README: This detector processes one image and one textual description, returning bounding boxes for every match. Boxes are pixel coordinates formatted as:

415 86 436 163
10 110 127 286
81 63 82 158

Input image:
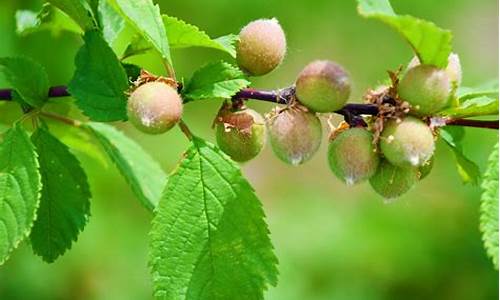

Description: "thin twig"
178 119 193 140
40 111 82 127
0 85 497 130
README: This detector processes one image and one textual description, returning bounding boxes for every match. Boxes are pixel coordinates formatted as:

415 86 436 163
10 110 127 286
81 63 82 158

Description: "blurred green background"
0 0 498 299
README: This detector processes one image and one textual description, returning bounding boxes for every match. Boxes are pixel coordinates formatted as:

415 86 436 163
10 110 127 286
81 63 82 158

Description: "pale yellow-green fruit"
127 82 183 134
380 117 435 168
407 53 462 87
236 18 287 76
369 159 420 199
327 127 379 185
295 60 351 112
215 108 266 162
267 108 322 165
398 64 451 116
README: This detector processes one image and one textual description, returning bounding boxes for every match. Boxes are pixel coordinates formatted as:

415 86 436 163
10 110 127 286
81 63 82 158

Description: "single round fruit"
407 53 462 87
236 18 286 76
127 82 183 134
380 117 435 167
215 107 266 162
419 156 434 180
327 127 379 185
369 159 419 199
398 64 451 116
295 60 351 112
267 107 322 165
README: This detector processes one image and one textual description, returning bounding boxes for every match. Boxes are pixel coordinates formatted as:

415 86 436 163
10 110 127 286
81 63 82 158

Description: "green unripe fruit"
127 82 183 134
236 18 286 76
369 160 419 199
267 108 322 165
327 127 379 185
419 157 434 180
398 64 451 116
407 53 462 87
215 107 266 162
380 117 435 167
295 60 351 112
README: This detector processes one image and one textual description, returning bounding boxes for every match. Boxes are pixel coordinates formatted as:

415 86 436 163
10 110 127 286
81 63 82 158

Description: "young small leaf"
68 30 129 122
15 4 82 36
149 137 278 299
480 143 499 269
86 123 166 211
183 61 250 102
357 0 452 68
46 0 97 31
0 124 41 265
0 57 49 108
112 0 171 64
30 128 91 263
440 127 480 185
163 15 238 57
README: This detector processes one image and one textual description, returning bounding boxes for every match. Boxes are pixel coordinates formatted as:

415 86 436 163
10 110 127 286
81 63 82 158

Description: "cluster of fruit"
126 18 462 199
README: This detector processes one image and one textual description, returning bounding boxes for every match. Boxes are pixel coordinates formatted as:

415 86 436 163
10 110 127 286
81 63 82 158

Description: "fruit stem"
0 85 497 130
178 119 193 140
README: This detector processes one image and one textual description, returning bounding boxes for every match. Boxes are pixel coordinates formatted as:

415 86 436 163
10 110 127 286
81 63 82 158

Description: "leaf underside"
86 122 166 211
357 0 452 68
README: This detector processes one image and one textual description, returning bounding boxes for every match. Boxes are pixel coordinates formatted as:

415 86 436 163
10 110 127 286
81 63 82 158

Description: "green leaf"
357 0 452 68
0 124 41 265
183 61 250 102
458 80 499 101
480 143 499 269
30 127 91 263
163 15 238 57
440 127 480 185
122 63 142 82
15 4 82 36
112 0 171 64
0 57 49 108
46 0 97 31
86 123 166 211
438 96 498 118
149 137 278 299
50 123 108 168
98 0 126 46
68 30 129 122
121 34 153 60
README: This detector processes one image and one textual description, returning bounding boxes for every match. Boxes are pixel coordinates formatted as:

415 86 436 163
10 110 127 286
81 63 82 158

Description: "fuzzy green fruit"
215 107 266 162
398 64 451 116
380 117 435 167
295 60 351 112
236 18 286 76
407 53 462 87
327 127 379 185
267 107 322 165
369 159 419 199
419 157 434 180
127 82 183 134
